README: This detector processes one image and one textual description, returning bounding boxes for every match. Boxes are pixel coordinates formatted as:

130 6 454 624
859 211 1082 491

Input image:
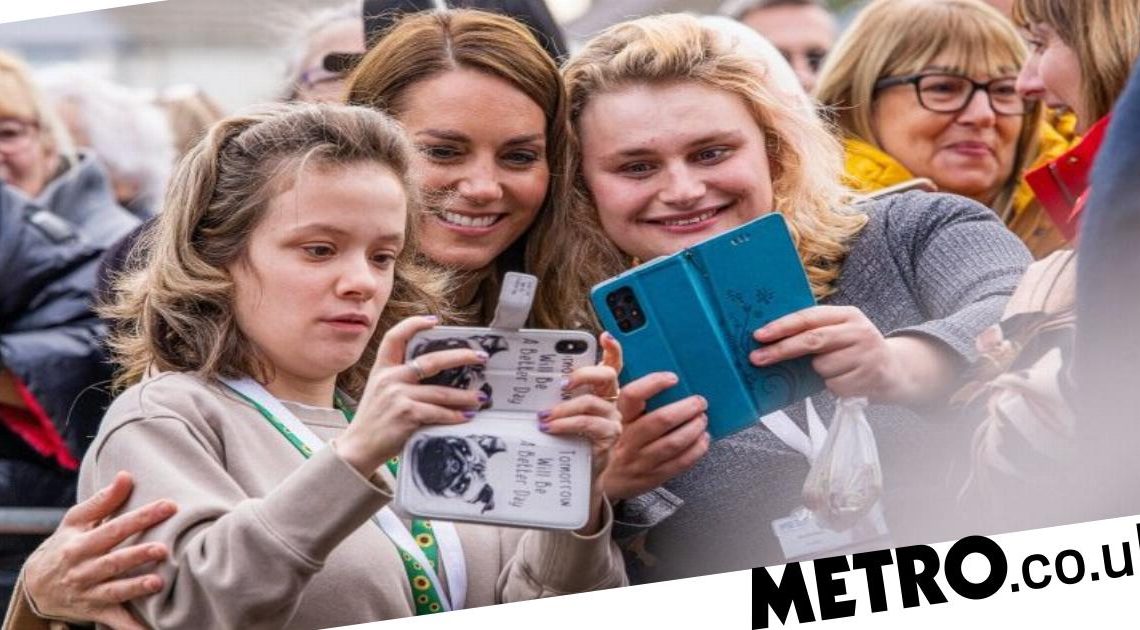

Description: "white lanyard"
221 376 467 611
761 397 828 462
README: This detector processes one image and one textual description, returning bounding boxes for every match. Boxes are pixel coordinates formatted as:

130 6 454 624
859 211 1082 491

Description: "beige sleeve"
497 499 628 601
2 570 59 630
84 416 391 630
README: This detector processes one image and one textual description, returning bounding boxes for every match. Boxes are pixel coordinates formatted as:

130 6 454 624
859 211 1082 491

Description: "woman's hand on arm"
750 305 960 406
24 471 176 630
336 316 489 477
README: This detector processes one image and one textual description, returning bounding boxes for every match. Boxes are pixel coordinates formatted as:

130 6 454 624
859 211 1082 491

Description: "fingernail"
537 410 552 420
538 421 550 432
477 392 489 403
697 395 708 409
560 376 571 390
150 545 166 560
145 576 162 591
424 315 439 323
754 326 771 340
475 351 489 362
463 410 477 419
751 350 769 365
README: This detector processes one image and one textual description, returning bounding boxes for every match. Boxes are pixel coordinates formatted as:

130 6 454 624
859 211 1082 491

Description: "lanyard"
761 397 828 462
220 376 467 613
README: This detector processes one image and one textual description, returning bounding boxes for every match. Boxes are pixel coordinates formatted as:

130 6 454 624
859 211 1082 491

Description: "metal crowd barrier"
0 508 66 535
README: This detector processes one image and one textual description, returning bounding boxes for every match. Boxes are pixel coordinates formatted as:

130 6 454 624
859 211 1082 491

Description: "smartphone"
396 326 597 530
590 213 823 439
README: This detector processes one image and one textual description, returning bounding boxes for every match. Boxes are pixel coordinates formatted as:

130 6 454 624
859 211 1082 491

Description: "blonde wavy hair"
814 0 1042 217
537 13 866 330
1013 0 1140 125
345 9 572 327
105 103 451 396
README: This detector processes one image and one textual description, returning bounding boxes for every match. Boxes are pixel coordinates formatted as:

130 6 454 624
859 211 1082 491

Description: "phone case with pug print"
395 327 597 530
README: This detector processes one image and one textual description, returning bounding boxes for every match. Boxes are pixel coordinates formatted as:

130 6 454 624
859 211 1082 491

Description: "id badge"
771 502 891 562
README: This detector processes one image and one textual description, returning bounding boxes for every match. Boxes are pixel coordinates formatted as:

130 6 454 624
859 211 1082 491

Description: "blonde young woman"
814 0 1070 259
13 103 626 630
536 14 1033 580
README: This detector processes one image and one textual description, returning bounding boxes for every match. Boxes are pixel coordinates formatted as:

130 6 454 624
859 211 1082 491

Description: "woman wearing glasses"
815 0 1070 258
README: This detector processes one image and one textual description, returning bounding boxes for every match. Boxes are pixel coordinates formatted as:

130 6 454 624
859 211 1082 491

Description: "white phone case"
396 326 596 530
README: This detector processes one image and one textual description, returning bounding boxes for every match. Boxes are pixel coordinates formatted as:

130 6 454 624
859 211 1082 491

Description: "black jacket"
0 159 138 508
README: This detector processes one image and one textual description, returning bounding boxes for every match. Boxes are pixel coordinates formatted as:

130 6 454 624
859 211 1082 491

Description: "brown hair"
815 0 1041 216
344 8 571 327
105 103 450 395
540 13 866 330
1013 0 1140 124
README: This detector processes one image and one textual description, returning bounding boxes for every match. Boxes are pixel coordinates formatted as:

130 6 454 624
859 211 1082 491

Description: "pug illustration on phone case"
397 326 597 530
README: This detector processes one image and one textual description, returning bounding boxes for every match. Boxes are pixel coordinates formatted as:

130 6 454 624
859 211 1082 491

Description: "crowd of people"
2 0 1139 627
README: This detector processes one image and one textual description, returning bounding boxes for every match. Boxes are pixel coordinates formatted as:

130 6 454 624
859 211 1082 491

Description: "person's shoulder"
860 190 1004 240
100 372 232 435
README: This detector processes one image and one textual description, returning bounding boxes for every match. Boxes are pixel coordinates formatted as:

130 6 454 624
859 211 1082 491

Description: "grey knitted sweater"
618 190 1032 583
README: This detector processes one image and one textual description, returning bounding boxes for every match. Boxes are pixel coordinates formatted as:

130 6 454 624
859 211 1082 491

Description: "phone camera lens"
618 320 633 332
556 339 588 354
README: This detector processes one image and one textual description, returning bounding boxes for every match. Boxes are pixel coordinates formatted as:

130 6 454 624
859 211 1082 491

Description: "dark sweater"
619 191 1032 582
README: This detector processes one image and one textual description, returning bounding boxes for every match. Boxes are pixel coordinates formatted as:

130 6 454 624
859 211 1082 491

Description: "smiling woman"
546 13 1032 581
345 9 571 327
815 0 1069 258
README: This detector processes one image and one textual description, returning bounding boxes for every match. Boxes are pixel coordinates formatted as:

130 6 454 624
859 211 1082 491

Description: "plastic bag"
801 397 883 531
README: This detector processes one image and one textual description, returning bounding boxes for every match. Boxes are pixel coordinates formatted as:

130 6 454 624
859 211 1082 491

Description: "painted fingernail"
424 315 439 323
538 420 550 432
560 376 571 390
537 410 552 420
463 410 477 419
477 392 489 404
475 351 490 362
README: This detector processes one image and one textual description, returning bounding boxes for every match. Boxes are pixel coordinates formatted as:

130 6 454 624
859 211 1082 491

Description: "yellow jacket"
842 112 1077 259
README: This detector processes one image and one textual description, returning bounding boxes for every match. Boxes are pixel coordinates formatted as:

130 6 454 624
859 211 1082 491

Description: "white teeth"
662 208 718 227
439 210 499 228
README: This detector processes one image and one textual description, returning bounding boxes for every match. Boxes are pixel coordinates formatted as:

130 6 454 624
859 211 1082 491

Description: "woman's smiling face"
398 68 550 271
578 81 775 262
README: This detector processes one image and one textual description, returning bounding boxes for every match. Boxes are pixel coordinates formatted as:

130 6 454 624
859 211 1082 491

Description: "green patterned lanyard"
225 385 448 615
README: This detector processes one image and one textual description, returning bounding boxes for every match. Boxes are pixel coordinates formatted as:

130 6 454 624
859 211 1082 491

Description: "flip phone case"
396 326 597 530
590 214 824 439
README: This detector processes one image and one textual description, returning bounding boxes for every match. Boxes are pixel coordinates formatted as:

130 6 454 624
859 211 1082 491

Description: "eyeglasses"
873 73 1031 116
0 118 38 152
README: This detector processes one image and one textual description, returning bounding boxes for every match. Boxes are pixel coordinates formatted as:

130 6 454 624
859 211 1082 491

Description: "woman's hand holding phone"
599 371 711 501
538 332 624 534
335 316 488 476
750 305 958 405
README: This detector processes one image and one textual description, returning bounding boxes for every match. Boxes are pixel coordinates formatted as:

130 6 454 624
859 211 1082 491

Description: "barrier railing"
0 508 66 535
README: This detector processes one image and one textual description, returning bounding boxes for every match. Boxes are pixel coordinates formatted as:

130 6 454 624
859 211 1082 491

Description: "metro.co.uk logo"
753 523 1140 628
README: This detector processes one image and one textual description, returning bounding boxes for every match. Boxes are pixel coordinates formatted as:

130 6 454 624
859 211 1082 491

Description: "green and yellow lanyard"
221 376 466 615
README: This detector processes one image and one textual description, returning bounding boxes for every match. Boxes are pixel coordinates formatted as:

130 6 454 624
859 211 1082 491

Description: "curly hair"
104 102 451 396
536 13 867 330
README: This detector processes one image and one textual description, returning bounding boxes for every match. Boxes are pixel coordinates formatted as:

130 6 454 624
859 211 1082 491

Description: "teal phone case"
590 214 823 439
